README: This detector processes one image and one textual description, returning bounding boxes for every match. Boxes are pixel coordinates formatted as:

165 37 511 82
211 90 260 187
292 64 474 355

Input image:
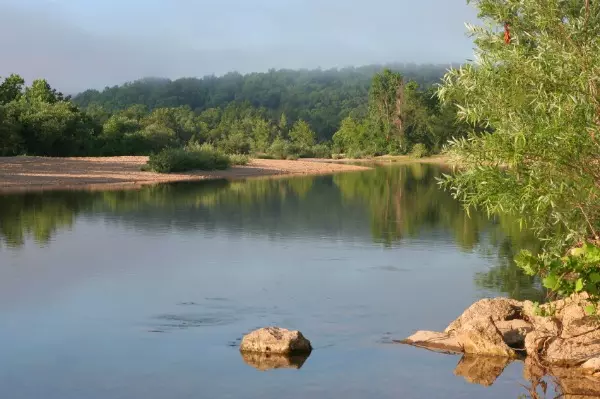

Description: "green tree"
369 69 405 150
0 74 25 104
250 117 272 153
289 120 316 149
24 79 64 104
0 103 23 155
439 0 600 298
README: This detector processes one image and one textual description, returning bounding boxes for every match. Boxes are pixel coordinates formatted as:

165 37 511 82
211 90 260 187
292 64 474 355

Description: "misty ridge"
0 0 477 93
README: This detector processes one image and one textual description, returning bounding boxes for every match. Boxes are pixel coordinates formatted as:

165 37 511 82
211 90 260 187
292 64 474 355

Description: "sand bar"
0 156 371 193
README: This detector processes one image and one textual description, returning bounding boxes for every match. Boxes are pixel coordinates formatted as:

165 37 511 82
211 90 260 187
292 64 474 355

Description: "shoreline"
0 156 372 194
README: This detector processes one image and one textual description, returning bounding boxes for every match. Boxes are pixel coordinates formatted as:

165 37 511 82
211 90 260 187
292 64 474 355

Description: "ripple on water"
152 312 240 330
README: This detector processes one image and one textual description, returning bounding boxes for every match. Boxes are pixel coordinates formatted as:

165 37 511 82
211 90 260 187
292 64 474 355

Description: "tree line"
0 64 468 159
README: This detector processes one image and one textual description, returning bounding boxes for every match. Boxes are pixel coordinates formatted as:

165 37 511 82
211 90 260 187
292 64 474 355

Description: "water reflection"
444 353 600 398
240 352 311 371
0 164 543 301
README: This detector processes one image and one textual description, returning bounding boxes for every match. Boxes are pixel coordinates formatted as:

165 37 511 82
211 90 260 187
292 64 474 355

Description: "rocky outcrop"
401 295 600 378
240 327 312 354
444 298 522 334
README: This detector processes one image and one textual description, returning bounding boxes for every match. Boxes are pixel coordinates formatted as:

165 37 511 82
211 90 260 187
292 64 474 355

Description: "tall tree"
289 120 316 149
439 0 600 297
369 69 405 146
0 74 25 104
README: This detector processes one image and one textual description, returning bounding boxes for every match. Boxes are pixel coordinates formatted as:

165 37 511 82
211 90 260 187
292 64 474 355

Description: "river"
0 163 554 398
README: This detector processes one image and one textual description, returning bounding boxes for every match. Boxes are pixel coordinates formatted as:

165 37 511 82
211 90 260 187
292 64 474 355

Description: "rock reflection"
240 351 311 371
446 354 600 398
453 355 511 387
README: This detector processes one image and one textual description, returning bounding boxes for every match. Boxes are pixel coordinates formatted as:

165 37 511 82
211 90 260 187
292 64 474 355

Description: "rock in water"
455 317 518 358
399 331 462 354
240 327 312 354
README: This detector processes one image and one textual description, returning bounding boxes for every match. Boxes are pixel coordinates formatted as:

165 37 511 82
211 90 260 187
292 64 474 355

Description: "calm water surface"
0 164 552 398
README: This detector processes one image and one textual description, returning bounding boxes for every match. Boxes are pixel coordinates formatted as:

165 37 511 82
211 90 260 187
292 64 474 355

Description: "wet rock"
444 298 522 334
240 327 312 354
455 317 517 358
399 331 462 354
453 355 511 386
495 319 533 348
240 351 310 371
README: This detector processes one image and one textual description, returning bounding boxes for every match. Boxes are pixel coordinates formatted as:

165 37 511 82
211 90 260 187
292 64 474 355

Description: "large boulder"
455 317 518 358
445 298 522 334
240 327 312 354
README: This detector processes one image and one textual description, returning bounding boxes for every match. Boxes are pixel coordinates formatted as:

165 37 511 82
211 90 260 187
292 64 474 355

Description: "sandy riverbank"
0 156 371 193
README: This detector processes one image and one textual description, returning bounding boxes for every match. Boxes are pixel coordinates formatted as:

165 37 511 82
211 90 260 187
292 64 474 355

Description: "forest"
0 63 468 161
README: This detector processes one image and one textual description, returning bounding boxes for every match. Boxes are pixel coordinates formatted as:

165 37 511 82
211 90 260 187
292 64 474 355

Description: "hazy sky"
0 0 478 93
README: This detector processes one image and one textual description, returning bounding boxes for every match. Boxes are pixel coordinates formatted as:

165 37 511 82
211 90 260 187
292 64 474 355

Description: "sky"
0 0 479 93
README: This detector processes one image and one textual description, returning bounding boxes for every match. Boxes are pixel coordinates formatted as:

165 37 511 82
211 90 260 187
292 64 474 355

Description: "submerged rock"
240 327 312 354
240 351 310 371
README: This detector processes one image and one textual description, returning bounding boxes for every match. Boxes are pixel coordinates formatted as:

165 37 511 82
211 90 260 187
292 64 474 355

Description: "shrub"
146 147 230 173
286 154 299 160
410 143 429 159
311 143 331 159
229 153 250 166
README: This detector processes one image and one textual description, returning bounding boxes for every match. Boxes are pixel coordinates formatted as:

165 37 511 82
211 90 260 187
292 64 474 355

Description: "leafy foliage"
439 0 600 297
518 243 600 300
410 143 429 159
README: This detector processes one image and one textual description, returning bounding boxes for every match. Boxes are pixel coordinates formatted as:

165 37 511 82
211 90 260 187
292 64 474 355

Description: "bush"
410 143 429 159
286 154 299 160
146 147 230 173
311 143 331 159
229 153 250 166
